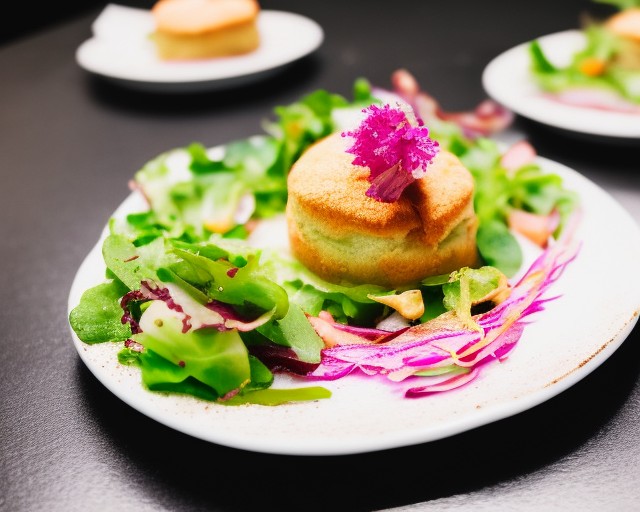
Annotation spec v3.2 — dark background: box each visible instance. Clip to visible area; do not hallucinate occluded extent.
[0,0,618,46]
[1,1,100,45]
[1,1,639,511]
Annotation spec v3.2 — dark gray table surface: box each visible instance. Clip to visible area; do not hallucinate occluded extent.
[2,1,639,511]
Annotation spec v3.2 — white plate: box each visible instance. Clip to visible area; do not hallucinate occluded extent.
[68,152,640,456]
[482,30,640,139]
[76,4,324,93]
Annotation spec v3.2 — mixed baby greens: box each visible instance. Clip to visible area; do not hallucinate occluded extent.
[69,74,578,405]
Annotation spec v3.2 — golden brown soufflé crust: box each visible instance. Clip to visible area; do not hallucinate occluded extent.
[151,0,260,60]
[286,133,480,288]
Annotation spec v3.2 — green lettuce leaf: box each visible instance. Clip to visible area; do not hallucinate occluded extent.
[69,279,131,343]
[133,301,253,396]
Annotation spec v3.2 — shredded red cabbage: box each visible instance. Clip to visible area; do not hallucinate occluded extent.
[304,228,580,398]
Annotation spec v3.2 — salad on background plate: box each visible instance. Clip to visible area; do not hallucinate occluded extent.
[68,70,640,455]
[483,0,640,138]
[529,0,640,112]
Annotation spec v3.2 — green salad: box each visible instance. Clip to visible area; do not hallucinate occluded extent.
[69,73,578,405]
[529,0,640,106]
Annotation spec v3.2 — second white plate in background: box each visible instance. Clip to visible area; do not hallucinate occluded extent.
[76,4,324,93]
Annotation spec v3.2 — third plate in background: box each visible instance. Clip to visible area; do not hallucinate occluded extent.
[482,30,640,139]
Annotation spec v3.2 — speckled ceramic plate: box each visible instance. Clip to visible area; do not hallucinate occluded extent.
[67,152,640,456]
[75,4,324,93]
[482,30,640,139]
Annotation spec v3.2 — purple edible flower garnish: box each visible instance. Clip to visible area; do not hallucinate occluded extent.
[341,103,440,202]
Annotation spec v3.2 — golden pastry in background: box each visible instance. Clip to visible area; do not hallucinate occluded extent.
[604,7,640,70]
[151,0,260,60]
